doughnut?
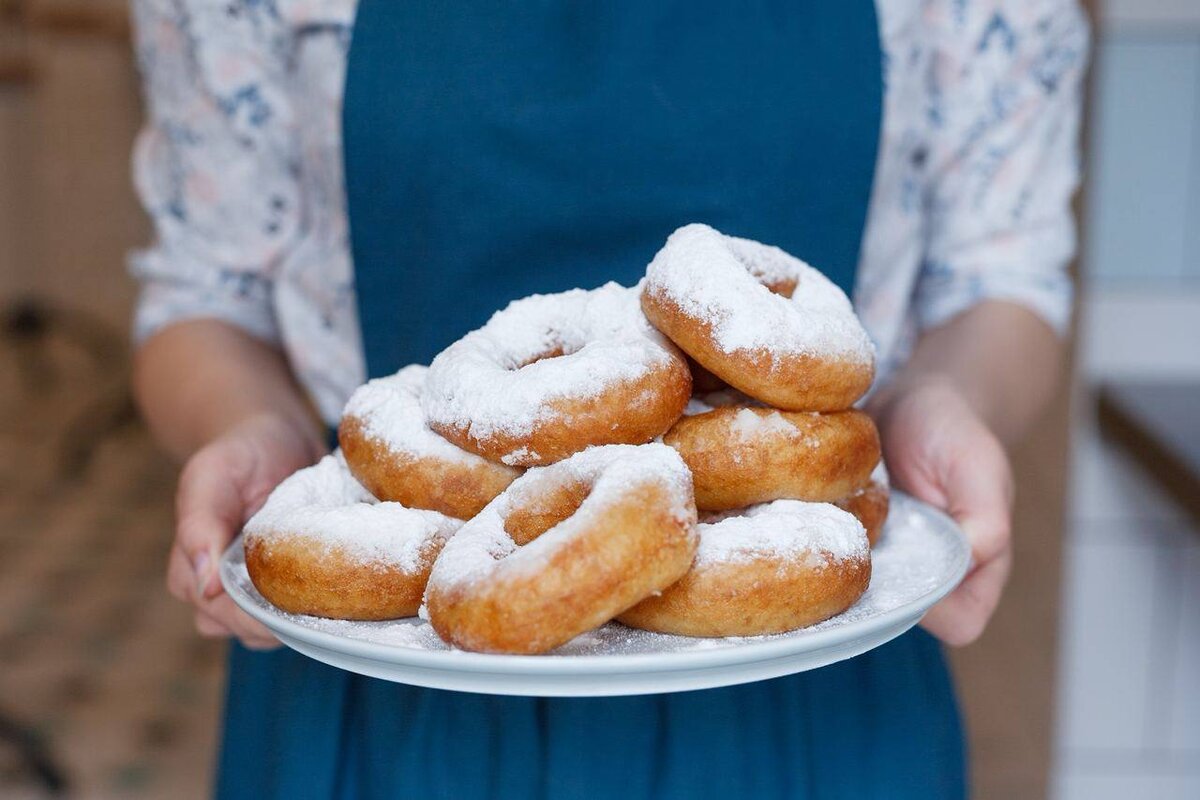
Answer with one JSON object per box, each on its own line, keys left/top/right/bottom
{"left": 687, "top": 355, "right": 728, "bottom": 394}
{"left": 641, "top": 223, "right": 875, "bottom": 411}
{"left": 339, "top": 365, "right": 522, "bottom": 519}
{"left": 424, "top": 444, "right": 698, "bottom": 654}
{"left": 663, "top": 400, "right": 882, "bottom": 511}
{"left": 835, "top": 465, "right": 890, "bottom": 547}
{"left": 618, "top": 500, "right": 871, "bottom": 637}
{"left": 422, "top": 283, "right": 692, "bottom": 467}
{"left": 244, "top": 454, "right": 462, "bottom": 620}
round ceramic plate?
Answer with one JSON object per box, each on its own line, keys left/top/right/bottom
{"left": 221, "top": 491, "right": 970, "bottom": 697}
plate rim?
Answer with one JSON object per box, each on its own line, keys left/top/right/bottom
{"left": 221, "top": 491, "right": 971, "bottom": 677}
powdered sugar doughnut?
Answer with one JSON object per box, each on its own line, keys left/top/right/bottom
{"left": 339, "top": 365, "right": 522, "bottom": 519}
{"left": 835, "top": 463, "right": 890, "bottom": 547}
{"left": 664, "top": 400, "right": 881, "bottom": 512}
{"left": 244, "top": 454, "right": 462, "bottom": 620}
{"left": 641, "top": 224, "right": 875, "bottom": 411}
{"left": 423, "top": 283, "right": 691, "bottom": 467}
{"left": 424, "top": 444, "right": 698, "bottom": 654}
{"left": 618, "top": 500, "right": 870, "bottom": 637}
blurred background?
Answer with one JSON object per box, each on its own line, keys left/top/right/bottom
{"left": 0, "top": 0, "right": 1195, "bottom": 798}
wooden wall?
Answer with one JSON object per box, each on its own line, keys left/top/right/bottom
{"left": 0, "top": 0, "right": 144, "bottom": 330}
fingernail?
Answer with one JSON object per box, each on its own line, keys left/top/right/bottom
{"left": 194, "top": 552, "right": 211, "bottom": 598}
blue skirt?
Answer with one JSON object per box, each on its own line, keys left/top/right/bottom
{"left": 215, "top": 629, "right": 965, "bottom": 799}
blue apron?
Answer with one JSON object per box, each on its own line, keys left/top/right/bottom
{"left": 217, "top": 3, "right": 966, "bottom": 797}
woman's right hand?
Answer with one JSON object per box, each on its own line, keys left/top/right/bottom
{"left": 166, "top": 413, "right": 324, "bottom": 649}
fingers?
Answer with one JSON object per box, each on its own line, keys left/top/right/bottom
{"left": 206, "top": 595, "right": 280, "bottom": 650}
{"left": 192, "top": 595, "right": 280, "bottom": 650}
{"left": 172, "top": 538, "right": 280, "bottom": 648}
{"left": 942, "top": 435, "right": 1013, "bottom": 568}
{"left": 922, "top": 548, "right": 1012, "bottom": 646}
{"left": 175, "top": 447, "right": 250, "bottom": 600}
{"left": 168, "top": 439, "right": 280, "bottom": 650}
{"left": 166, "top": 543, "right": 193, "bottom": 602}
{"left": 194, "top": 609, "right": 231, "bottom": 638}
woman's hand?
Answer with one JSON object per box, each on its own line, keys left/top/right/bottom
{"left": 165, "top": 413, "right": 324, "bottom": 649}
{"left": 134, "top": 321, "right": 327, "bottom": 649}
{"left": 870, "top": 378, "right": 1015, "bottom": 647}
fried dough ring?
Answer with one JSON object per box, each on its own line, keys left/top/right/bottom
{"left": 663, "top": 404, "right": 881, "bottom": 511}
{"left": 244, "top": 455, "right": 462, "bottom": 620}
{"left": 424, "top": 444, "right": 698, "bottom": 654}
{"left": 835, "top": 479, "right": 890, "bottom": 547}
{"left": 641, "top": 224, "right": 874, "bottom": 411}
{"left": 619, "top": 500, "right": 870, "bottom": 637}
{"left": 339, "top": 365, "right": 521, "bottom": 519}
{"left": 423, "top": 283, "right": 691, "bottom": 466}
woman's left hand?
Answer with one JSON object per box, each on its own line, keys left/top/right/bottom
{"left": 870, "top": 378, "right": 1015, "bottom": 647}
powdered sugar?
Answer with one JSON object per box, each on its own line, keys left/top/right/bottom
{"left": 695, "top": 500, "right": 868, "bottom": 568}
{"left": 422, "top": 283, "right": 681, "bottom": 460}
{"left": 683, "top": 388, "right": 760, "bottom": 416}
{"left": 244, "top": 453, "right": 462, "bottom": 572}
{"left": 869, "top": 459, "right": 890, "bottom": 486}
{"left": 425, "top": 443, "right": 696, "bottom": 593}
{"left": 643, "top": 223, "right": 875, "bottom": 362}
{"left": 725, "top": 407, "right": 804, "bottom": 441}
{"left": 342, "top": 364, "right": 496, "bottom": 467}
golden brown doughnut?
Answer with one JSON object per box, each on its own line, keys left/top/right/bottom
{"left": 424, "top": 444, "right": 698, "bottom": 654}
{"left": 339, "top": 365, "right": 522, "bottom": 519}
{"left": 422, "top": 283, "right": 691, "bottom": 467}
{"left": 619, "top": 500, "right": 871, "bottom": 637}
{"left": 244, "top": 455, "right": 462, "bottom": 620}
{"left": 835, "top": 479, "right": 890, "bottom": 547}
{"left": 663, "top": 403, "right": 881, "bottom": 511}
{"left": 641, "top": 224, "right": 875, "bottom": 412}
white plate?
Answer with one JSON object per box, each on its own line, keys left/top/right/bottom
{"left": 221, "top": 491, "right": 970, "bottom": 697}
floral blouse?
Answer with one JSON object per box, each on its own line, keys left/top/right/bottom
{"left": 129, "top": 0, "right": 1089, "bottom": 425}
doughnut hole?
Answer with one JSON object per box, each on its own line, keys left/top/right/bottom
{"left": 503, "top": 478, "right": 591, "bottom": 545}
{"left": 423, "top": 284, "right": 694, "bottom": 467}
{"left": 513, "top": 342, "right": 569, "bottom": 369}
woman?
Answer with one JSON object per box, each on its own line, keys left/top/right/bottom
{"left": 130, "top": 1, "right": 1088, "bottom": 797}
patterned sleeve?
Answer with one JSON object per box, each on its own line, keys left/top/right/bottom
{"left": 127, "top": 0, "right": 300, "bottom": 344}
{"left": 915, "top": 0, "right": 1090, "bottom": 335}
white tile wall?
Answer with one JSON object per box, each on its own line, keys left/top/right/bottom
{"left": 1054, "top": 769, "right": 1200, "bottom": 800}
{"left": 1104, "top": 0, "right": 1200, "bottom": 28}
{"left": 1055, "top": 422, "right": 1200, "bottom": 798}
{"left": 1056, "top": 534, "right": 1163, "bottom": 750}
{"left": 1077, "top": 290, "right": 1200, "bottom": 378}
{"left": 1068, "top": 430, "right": 1191, "bottom": 529}
{"left": 1053, "top": 289, "right": 1200, "bottom": 795}
{"left": 1087, "top": 36, "right": 1200, "bottom": 283}
{"left": 1054, "top": 23, "right": 1200, "bottom": 788}
{"left": 1167, "top": 545, "right": 1200, "bottom": 752}
{"left": 1027, "top": 10, "right": 1200, "bottom": 797}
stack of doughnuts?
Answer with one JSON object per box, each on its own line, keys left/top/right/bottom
{"left": 244, "top": 224, "right": 888, "bottom": 652}
{"left": 619, "top": 224, "right": 882, "bottom": 637}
